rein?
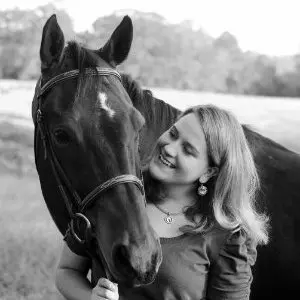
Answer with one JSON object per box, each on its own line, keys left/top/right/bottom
{"left": 35, "top": 67, "right": 145, "bottom": 280}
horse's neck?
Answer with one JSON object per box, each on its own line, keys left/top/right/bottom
{"left": 133, "top": 91, "right": 180, "bottom": 166}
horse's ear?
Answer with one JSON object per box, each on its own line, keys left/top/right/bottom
{"left": 99, "top": 16, "right": 133, "bottom": 66}
{"left": 40, "top": 14, "right": 65, "bottom": 71}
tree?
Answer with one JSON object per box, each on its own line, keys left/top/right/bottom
{"left": 0, "top": 5, "right": 75, "bottom": 79}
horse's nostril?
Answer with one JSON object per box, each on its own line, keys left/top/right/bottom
{"left": 113, "top": 245, "right": 137, "bottom": 278}
{"left": 114, "top": 245, "right": 129, "bottom": 262}
{"left": 152, "top": 252, "right": 159, "bottom": 268}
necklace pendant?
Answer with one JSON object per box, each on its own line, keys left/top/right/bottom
{"left": 164, "top": 215, "right": 173, "bottom": 224}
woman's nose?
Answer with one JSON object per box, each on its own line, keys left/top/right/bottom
{"left": 163, "top": 143, "right": 177, "bottom": 157}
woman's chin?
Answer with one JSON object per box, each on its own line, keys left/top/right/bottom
{"left": 149, "top": 160, "right": 168, "bottom": 181}
{"left": 149, "top": 159, "right": 160, "bottom": 177}
{"left": 148, "top": 160, "right": 158, "bottom": 178}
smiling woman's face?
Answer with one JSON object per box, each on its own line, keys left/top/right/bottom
{"left": 149, "top": 113, "right": 211, "bottom": 187}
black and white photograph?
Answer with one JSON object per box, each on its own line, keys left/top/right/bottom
{"left": 1, "top": 1, "right": 299, "bottom": 299}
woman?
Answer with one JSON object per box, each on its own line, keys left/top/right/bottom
{"left": 55, "top": 104, "right": 269, "bottom": 300}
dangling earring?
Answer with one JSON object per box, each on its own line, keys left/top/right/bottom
{"left": 198, "top": 181, "right": 208, "bottom": 196}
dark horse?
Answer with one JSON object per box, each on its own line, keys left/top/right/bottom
{"left": 32, "top": 15, "right": 162, "bottom": 286}
{"left": 33, "top": 15, "right": 300, "bottom": 298}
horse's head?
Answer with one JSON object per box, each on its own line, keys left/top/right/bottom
{"left": 34, "top": 14, "right": 162, "bottom": 286}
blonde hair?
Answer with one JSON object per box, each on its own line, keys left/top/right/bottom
{"left": 181, "top": 105, "right": 269, "bottom": 245}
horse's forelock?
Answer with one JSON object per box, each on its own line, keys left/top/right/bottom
{"left": 65, "top": 41, "right": 87, "bottom": 71}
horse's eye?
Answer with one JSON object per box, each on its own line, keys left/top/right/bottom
{"left": 53, "top": 129, "right": 71, "bottom": 146}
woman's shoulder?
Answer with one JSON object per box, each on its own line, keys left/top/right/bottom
{"left": 220, "top": 227, "right": 257, "bottom": 266}
{"left": 203, "top": 225, "right": 257, "bottom": 265}
{"left": 206, "top": 226, "right": 257, "bottom": 300}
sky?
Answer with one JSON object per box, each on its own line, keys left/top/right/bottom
{"left": 2, "top": 0, "right": 300, "bottom": 57}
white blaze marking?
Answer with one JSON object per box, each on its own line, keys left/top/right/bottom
{"left": 98, "top": 92, "right": 115, "bottom": 117}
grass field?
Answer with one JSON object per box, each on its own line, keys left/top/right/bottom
{"left": 0, "top": 174, "right": 63, "bottom": 300}
{"left": 0, "top": 80, "right": 300, "bottom": 299}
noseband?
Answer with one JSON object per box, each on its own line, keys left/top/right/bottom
{"left": 35, "top": 67, "right": 145, "bottom": 279}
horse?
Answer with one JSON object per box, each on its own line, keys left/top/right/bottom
{"left": 32, "top": 14, "right": 162, "bottom": 287}
{"left": 32, "top": 15, "right": 300, "bottom": 299}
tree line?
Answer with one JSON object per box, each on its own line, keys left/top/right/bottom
{"left": 1, "top": 4, "right": 300, "bottom": 98}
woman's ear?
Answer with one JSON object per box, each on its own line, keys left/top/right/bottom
{"left": 200, "top": 167, "right": 219, "bottom": 183}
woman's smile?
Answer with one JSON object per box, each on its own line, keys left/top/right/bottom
{"left": 159, "top": 153, "right": 176, "bottom": 169}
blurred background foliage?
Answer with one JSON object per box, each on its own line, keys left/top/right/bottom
{"left": 2, "top": 4, "right": 300, "bottom": 97}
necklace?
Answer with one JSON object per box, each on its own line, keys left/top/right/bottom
{"left": 153, "top": 203, "right": 185, "bottom": 224}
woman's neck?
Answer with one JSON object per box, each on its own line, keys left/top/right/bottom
{"left": 159, "top": 184, "right": 197, "bottom": 209}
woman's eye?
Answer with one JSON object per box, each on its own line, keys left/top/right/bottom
{"left": 183, "top": 145, "right": 194, "bottom": 156}
{"left": 184, "top": 147, "right": 191, "bottom": 155}
{"left": 53, "top": 129, "right": 71, "bottom": 146}
{"left": 169, "top": 128, "right": 177, "bottom": 139}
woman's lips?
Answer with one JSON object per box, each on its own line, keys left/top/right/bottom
{"left": 159, "top": 154, "right": 176, "bottom": 168}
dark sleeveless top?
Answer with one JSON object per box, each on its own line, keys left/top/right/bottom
{"left": 65, "top": 226, "right": 257, "bottom": 300}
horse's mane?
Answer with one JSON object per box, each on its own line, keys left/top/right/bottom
{"left": 121, "top": 73, "right": 180, "bottom": 124}
{"left": 121, "top": 74, "right": 154, "bottom": 119}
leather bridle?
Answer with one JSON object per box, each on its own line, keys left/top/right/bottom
{"left": 35, "top": 67, "right": 145, "bottom": 279}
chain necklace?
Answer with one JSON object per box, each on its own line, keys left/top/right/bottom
{"left": 153, "top": 203, "right": 185, "bottom": 224}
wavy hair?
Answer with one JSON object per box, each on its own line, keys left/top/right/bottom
{"left": 145, "top": 104, "right": 269, "bottom": 245}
